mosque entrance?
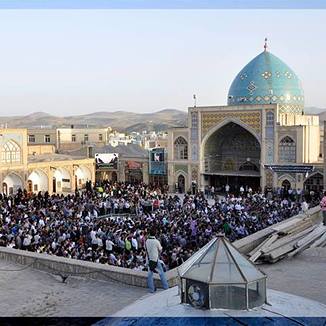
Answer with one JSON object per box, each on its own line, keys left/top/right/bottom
{"left": 206, "top": 174, "right": 261, "bottom": 192}
{"left": 203, "top": 122, "right": 261, "bottom": 191}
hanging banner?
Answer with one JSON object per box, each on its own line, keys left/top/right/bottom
{"left": 95, "top": 153, "right": 119, "bottom": 169}
{"left": 149, "top": 148, "right": 166, "bottom": 175}
{"left": 265, "top": 164, "right": 314, "bottom": 173}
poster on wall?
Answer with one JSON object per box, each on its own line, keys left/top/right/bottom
{"left": 95, "top": 153, "right": 119, "bottom": 169}
{"left": 149, "top": 148, "right": 166, "bottom": 175}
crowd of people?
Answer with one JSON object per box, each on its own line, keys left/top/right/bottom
{"left": 0, "top": 181, "right": 321, "bottom": 272}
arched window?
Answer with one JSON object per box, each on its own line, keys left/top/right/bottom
{"left": 174, "top": 137, "right": 188, "bottom": 160}
{"left": 266, "top": 111, "right": 274, "bottom": 127}
{"left": 1, "top": 140, "right": 21, "bottom": 163}
{"left": 279, "top": 136, "right": 296, "bottom": 163}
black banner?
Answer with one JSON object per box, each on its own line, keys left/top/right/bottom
{"left": 265, "top": 165, "right": 314, "bottom": 173}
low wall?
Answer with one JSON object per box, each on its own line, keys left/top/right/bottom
{"left": 0, "top": 247, "right": 167, "bottom": 288}
{"left": 0, "top": 206, "right": 321, "bottom": 289}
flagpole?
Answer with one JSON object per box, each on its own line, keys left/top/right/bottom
{"left": 193, "top": 94, "right": 197, "bottom": 107}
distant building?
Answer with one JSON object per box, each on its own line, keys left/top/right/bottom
{"left": 27, "top": 128, "right": 57, "bottom": 156}
{"left": 57, "top": 126, "right": 112, "bottom": 151}
{"left": 108, "top": 131, "right": 133, "bottom": 147}
{"left": 0, "top": 128, "right": 94, "bottom": 195}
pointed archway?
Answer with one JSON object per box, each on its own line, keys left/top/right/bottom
{"left": 304, "top": 172, "right": 323, "bottom": 193}
{"left": 202, "top": 121, "right": 261, "bottom": 192}
{"left": 53, "top": 168, "right": 71, "bottom": 193}
{"left": 75, "top": 166, "right": 92, "bottom": 189}
{"left": 2, "top": 173, "right": 23, "bottom": 195}
{"left": 177, "top": 174, "right": 186, "bottom": 193}
{"left": 28, "top": 169, "right": 49, "bottom": 193}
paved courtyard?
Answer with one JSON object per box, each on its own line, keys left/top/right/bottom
{"left": 260, "top": 247, "right": 326, "bottom": 305}
{"left": 0, "top": 259, "right": 147, "bottom": 317}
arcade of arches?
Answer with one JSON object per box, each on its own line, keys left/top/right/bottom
{"left": 1, "top": 164, "right": 94, "bottom": 196}
{"left": 203, "top": 122, "right": 261, "bottom": 191}
{"left": 278, "top": 173, "right": 324, "bottom": 194}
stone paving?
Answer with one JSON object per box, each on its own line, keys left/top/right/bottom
{"left": 0, "top": 259, "right": 147, "bottom": 317}
{"left": 260, "top": 247, "right": 326, "bottom": 305}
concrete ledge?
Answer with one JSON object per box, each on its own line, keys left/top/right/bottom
{"left": 0, "top": 247, "right": 167, "bottom": 288}
{"left": 0, "top": 206, "right": 321, "bottom": 289}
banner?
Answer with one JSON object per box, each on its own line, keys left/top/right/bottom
{"left": 265, "top": 165, "right": 313, "bottom": 174}
{"left": 95, "top": 153, "right": 118, "bottom": 169}
{"left": 149, "top": 148, "right": 166, "bottom": 175}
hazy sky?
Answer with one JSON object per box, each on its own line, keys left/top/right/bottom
{"left": 0, "top": 9, "right": 325, "bottom": 116}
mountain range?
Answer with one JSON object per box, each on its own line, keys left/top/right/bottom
{"left": 0, "top": 107, "right": 325, "bottom": 132}
{"left": 0, "top": 109, "right": 188, "bottom": 133}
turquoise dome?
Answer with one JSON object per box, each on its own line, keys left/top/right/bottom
{"left": 227, "top": 50, "right": 304, "bottom": 113}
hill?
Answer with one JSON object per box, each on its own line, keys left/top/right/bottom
{"left": 0, "top": 109, "right": 188, "bottom": 132}
{"left": 305, "top": 107, "right": 326, "bottom": 115}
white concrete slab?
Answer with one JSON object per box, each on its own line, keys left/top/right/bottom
{"left": 112, "top": 286, "right": 326, "bottom": 318}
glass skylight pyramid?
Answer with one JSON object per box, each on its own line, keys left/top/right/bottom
{"left": 179, "top": 235, "right": 267, "bottom": 310}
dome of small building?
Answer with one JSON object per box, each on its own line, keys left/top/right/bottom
{"left": 227, "top": 42, "right": 304, "bottom": 114}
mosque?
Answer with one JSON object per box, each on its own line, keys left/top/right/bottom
{"left": 167, "top": 40, "right": 324, "bottom": 193}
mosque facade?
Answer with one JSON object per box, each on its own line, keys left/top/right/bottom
{"left": 167, "top": 42, "right": 324, "bottom": 193}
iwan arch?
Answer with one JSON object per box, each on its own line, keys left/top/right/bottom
{"left": 167, "top": 42, "right": 323, "bottom": 193}
{"left": 0, "top": 128, "right": 95, "bottom": 196}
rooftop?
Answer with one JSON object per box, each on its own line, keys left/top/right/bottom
{"left": 28, "top": 153, "right": 86, "bottom": 163}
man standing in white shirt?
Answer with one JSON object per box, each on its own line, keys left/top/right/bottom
{"left": 105, "top": 238, "right": 114, "bottom": 253}
{"left": 145, "top": 228, "right": 169, "bottom": 293}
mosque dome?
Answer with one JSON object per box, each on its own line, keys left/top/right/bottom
{"left": 227, "top": 42, "right": 304, "bottom": 114}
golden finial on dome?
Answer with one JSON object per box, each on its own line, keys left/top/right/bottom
{"left": 264, "top": 37, "right": 268, "bottom": 52}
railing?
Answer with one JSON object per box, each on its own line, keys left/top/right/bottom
{"left": 97, "top": 213, "right": 137, "bottom": 221}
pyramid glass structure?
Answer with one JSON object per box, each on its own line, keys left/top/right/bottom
{"left": 179, "top": 235, "right": 267, "bottom": 310}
